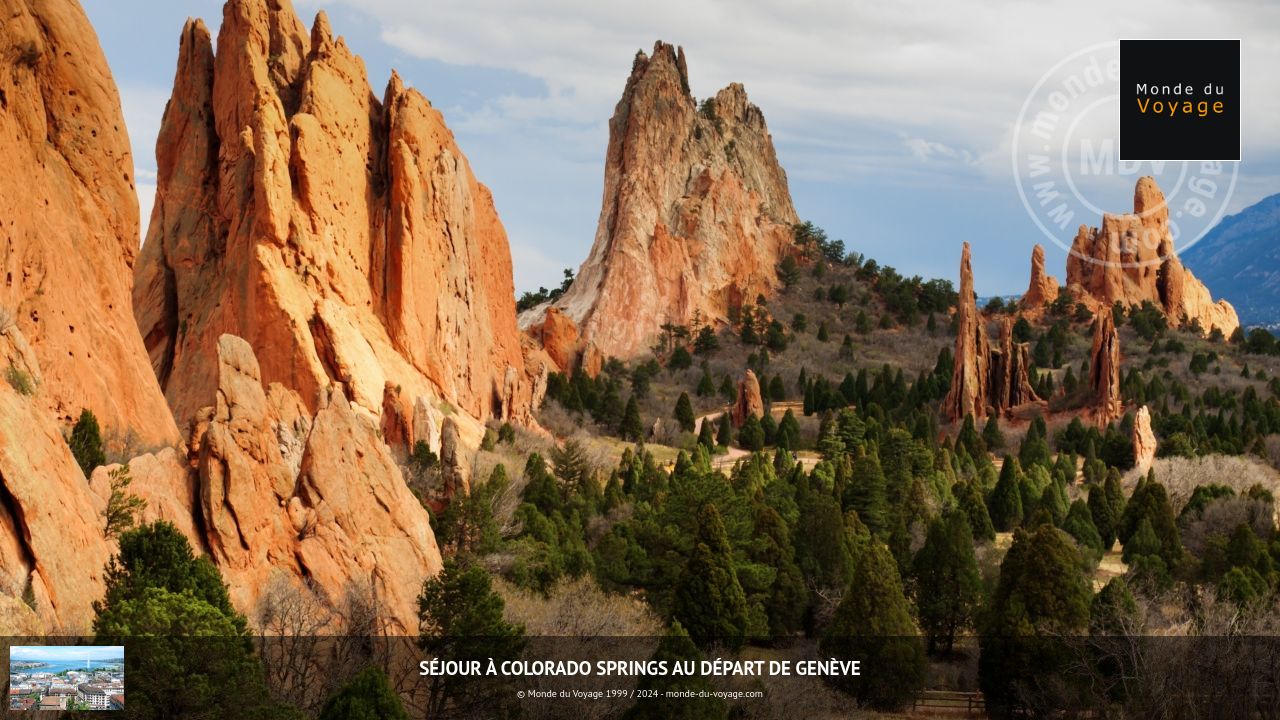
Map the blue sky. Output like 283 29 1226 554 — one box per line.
10 646 124 662
82 0 1280 296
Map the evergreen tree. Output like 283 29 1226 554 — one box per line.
672 505 749 649
69 408 106 476
913 512 981 654
954 481 996 542
620 397 644 441
624 622 728 720
844 454 889 536
988 457 1024 531
697 419 716 450
751 503 808 636
822 541 926 710
1062 499 1105 564
674 392 696 433
979 525 1092 718
419 559 526 719
716 412 733 447
93 522 297 719
696 365 716 397
1118 474 1181 571
982 415 1004 450
817 321 830 342
737 415 765 452
719 375 736 403
776 409 801 451
318 666 409 720
768 374 786 402
1090 577 1139 636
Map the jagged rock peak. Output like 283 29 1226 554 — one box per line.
524 40 800 360
1065 176 1238 337
135 0 549 448
943 243 990 422
0 0 178 445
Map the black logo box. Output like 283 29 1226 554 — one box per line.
1120 39 1240 161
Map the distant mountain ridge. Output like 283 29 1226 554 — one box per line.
1182 193 1280 327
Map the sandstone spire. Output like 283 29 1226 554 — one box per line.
731 369 765 427
134 2 548 448
523 41 799 360
1065 177 1238 337
1020 244 1059 312
943 243 990 422
988 317 1041 413
0 0 178 445
1089 310 1123 426
1132 405 1157 473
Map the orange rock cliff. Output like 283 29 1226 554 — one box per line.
1021 177 1239 337
133 1 549 449
522 41 799 364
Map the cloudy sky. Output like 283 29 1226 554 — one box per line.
83 0 1280 296
10 645 124 662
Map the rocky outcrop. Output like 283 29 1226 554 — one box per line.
988 317 1041 413
523 41 799 359
1132 405 1157 473
0 333 111 632
1090 312 1123 426
731 369 765 427
531 306 588 375
0 0 178 445
1066 177 1239 337
190 335 441 632
943 243 990 422
133 2 545 452
1020 244 1059 312
438 416 470 499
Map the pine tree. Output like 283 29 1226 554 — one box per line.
776 409 801 451
737 415 765 452
419 559 527 719
768 374 786 402
672 505 749 649
697 419 716 450
716 412 733 447
751 503 807 636
69 408 106 476
913 511 981 654
845 454 888 536
674 392 696 433
988 457 1024 531
954 480 996 542
979 525 1092 717
1062 499 1104 564
624 622 728 720
822 541 926 710
817 321 830 342
620 397 643 441
719 375 736 403
1090 577 1139 636
982 415 1004 450
696 365 715 397
318 666 409 720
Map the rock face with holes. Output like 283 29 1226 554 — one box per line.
186 335 442 632
522 41 799 360
0 0 178 446
1090 311 1123 426
133 0 548 451
1066 177 1239 337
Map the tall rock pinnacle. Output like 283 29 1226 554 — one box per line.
1066 176 1239 337
134 1 548 445
943 243 990 422
524 41 800 361
1089 310 1123 426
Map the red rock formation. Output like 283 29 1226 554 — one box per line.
532 306 587 375
524 41 799 359
0 353 111 632
1020 244 1059 312
1132 405 1157 473
189 335 442 632
1066 177 1238 337
943 243 991 422
1090 311 1123 426
988 317 1041 414
731 369 765 427
0 0 178 446
133 2 544 451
